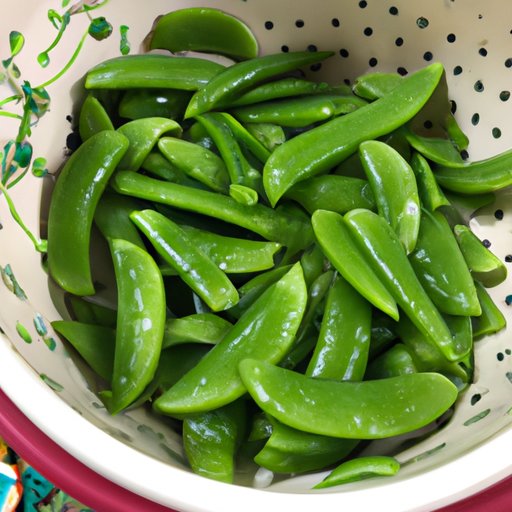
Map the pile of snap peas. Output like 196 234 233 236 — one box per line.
46 8 509 488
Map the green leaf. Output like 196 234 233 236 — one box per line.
88 17 113 41
9 31 25 57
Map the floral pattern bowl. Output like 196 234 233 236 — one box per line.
0 1 511 511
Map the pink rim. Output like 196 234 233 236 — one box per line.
1 388 511 511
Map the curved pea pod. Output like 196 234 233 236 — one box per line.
411 152 450 212
130 209 238 312
344 209 460 362
311 210 399 321
183 399 247 483
85 54 225 90
185 51 334 118
111 171 314 255
245 123 286 152
454 224 507 288
141 151 194 185
359 140 421 254
119 89 191 120
107 238 166 414
433 148 512 194
263 62 444 206
79 94 114 141
239 358 458 439
443 192 496 226
147 7 258 61
162 313 232 348
254 417 358 474
314 456 400 489
365 344 418 380
405 129 465 167
94 192 146 250
153 263 307 415
158 136 230 193
300 244 326 288
472 281 507 340
51 320 114 381
306 275 372 381
66 295 117 328
408 209 481 316
47 131 129 296
117 117 182 171
352 72 403 100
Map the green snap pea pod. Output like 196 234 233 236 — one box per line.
359 140 421 254
287 175 375 215
344 209 460 361
311 209 399 321
383 130 412 161
263 63 444 206
433 148 512 194
300 244 326 288
368 312 398 359
148 7 258 61
94 192 146 250
472 281 507 340
306 275 372 381
254 416 358 474
245 123 285 152
444 314 473 359
106 238 166 414
51 320 114 381
229 184 258 206
158 136 230 193
118 89 191 120
111 171 314 254
66 295 117 328
185 51 334 118
365 344 418 380
79 94 114 141
142 151 205 189
153 263 307 415
47 131 129 296
117 117 182 171
162 313 232 348
442 193 496 226
408 209 481 316
352 72 403 101
405 129 465 166
314 456 400 489
454 224 507 288
130 209 238 312
85 54 225 90
411 152 450 211
239 358 458 439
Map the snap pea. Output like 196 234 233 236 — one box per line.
130 209 239 312
454 224 507 288
245 123 285 152
239 358 458 439
365 344 418 380
118 89 191 120
78 94 114 141
85 54 225 90
47 130 129 296
141 151 197 186
117 117 182 171
352 72 403 101
229 184 258 206
405 129 465 166
411 151 450 211
66 295 117 328
147 7 258 61
153 263 307 415
300 244 326 288
185 51 335 118
311 209 399 321
263 62 444 206
472 281 507 340
359 140 421 254
409 209 481 316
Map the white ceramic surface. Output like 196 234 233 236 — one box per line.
1 1 511 511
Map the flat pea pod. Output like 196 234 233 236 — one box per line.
111 171 314 255
239 358 458 439
47 130 129 296
79 94 114 141
153 263 307 415
314 456 400 489
472 281 507 340
433 148 512 194
162 313 232 348
263 62 444 206
118 89 191 120
365 344 418 380
300 244 326 288
85 54 225 90
185 51 334 118
158 136 230 193
51 320 114 381
409 209 481 316
130 209 239 312
359 140 421 254
352 72 403 100
344 209 460 362
66 295 117 328
411 151 450 212
107 238 166 414
454 224 507 288
147 7 258 61
311 209 399 321
306 275 372 381
405 129 465 166
245 123 285 152
117 117 182 171
141 151 194 185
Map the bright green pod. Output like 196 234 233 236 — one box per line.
411 151 450 211
239 358 458 439
66 296 117 328
153 263 307 415
365 343 418 380
118 89 191 120
78 94 114 141
405 129 465 166
352 72 403 100
472 281 507 340
141 151 194 185
245 123 285 152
